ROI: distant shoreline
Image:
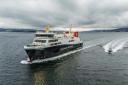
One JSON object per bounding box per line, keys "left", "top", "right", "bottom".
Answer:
{"left": 0, "top": 28, "right": 128, "bottom": 32}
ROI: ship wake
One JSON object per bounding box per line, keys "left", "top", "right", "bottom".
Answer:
{"left": 103, "top": 38, "right": 128, "bottom": 53}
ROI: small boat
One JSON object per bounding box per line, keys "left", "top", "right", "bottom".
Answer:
{"left": 108, "top": 48, "right": 112, "bottom": 54}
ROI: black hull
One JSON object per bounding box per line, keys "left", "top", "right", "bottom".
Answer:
{"left": 25, "top": 43, "right": 83, "bottom": 62}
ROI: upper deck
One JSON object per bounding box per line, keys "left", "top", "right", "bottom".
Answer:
{"left": 24, "top": 26, "right": 82, "bottom": 49}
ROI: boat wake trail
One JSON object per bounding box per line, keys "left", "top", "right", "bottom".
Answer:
{"left": 103, "top": 38, "right": 128, "bottom": 53}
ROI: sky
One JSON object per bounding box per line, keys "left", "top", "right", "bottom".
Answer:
{"left": 0, "top": 0, "right": 128, "bottom": 30}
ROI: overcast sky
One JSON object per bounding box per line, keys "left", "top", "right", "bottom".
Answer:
{"left": 0, "top": 0, "right": 128, "bottom": 29}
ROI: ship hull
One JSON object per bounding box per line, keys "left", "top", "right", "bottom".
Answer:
{"left": 25, "top": 43, "right": 83, "bottom": 62}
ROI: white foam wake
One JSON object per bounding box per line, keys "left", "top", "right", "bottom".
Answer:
{"left": 103, "top": 38, "right": 128, "bottom": 53}
{"left": 20, "top": 60, "right": 31, "bottom": 64}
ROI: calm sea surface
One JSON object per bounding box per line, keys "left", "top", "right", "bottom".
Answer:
{"left": 0, "top": 32, "right": 128, "bottom": 85}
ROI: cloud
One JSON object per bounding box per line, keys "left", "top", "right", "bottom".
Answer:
{"left": 0, "top": 0, "right": 128, "bottom": 29}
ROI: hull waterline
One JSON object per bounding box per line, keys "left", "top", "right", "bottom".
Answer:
{"left": 25, "top": 43, "right": 83, "bottom": 62}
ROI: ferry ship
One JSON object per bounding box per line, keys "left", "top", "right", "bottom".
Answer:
{"left": 24, "top": 27, "right": 83, "bottom": 63}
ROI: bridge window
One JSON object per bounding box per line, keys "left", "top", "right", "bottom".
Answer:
{"left": 35, "top": 40, "right": 46, "bottom": 43}
{"left": 36, "top": 34, "right": 54, "bottom": 37}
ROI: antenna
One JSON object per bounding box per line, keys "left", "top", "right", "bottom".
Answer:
{"left": 69, "top": 24, "right": 72, "bottom": 37}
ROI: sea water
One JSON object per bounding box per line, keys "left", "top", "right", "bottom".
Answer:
{"left": 0, "top": 32, "right": 128, "bottom": 85}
